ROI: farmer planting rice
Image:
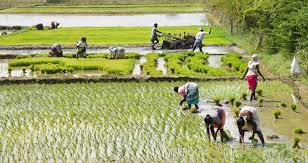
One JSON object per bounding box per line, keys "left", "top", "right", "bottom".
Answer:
{"left": 49, "top": 43, "right": 63, "bottom": 57}
{"left": 151, "top": 23, "right": 163, "bottom": 50}
{"left": 242, "top": 54, "right": 265, "bottom": 101}
{"left": 237, "top": 106, "right": 265, "bottom": 146}
{"left": 174, "top": 82, "right": 199, "bottom": 110}
{"left": 204, "top": 107, "right": 226, "bottom": 142}
{"left": 192, "top": 27, "right": 212, "bottom": 53}
{"left": 76, "top": 37, "right": 88, "bottom": 59}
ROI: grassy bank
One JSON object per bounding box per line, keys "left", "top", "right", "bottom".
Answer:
{"left": 0, "top": 81, "right": 307, "bottom": 161}
{"left": 0, "top": 26, "right": 231, "bottom": 46}
{"left": 0, "top": 4, "right": 204, "bottom": 14}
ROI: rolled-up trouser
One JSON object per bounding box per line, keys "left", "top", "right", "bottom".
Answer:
{"left": 186, "top": 82, "right": 199, "bottom": 105}
{"left": 193, "top": 39, "right": 202, "bottom": 49}
{"left": 151, "top": 36, "right": 159, "bottom": 45}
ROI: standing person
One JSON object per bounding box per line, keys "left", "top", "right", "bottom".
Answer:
{"left": 49, "top": 43, "right": 63, "bottom": 57}
{"left": 173, "top": 82, "right": 199, "bottom": 110}
{"left": 204, "top": 107, "right": 226, "bottom": 142}
{"left": 192, "top": 27, "right": 212, "bottom": 53}
{"left": 76, "top": 37, "right": 88, "bottom": 59}
{"left": 242, "top": 54, "right": 265, "bottom": 101}
{"left": 237, "top": 106, "right": 265, "bottom": 146}
{"left": 151, "top": 23, "right": 163, "bottom": 50}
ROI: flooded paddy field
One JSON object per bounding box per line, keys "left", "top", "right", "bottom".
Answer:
{"left": 0, "top": 81, "right": 306, "bottom": 161}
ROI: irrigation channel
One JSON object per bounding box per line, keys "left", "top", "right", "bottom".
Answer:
{"left": 0, "top": 13, "right": 207, "bottom": 27}
{"left": 0, "top": 46, "right": 229, "bottom": 77}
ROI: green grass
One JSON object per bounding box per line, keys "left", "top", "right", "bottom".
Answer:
{"left": 0, "top": 4, "right": 204, "bottom": 14}
{"left": 0, "top": 26, "right": 231, "bottom": 46}
{"left": 0, "top": 81, "right": 307, "bottom": 161}
{"left": 9, "top": 57, "right": 135, "bottom": 75}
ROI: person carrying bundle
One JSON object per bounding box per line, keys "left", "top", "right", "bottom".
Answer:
{"left": 192, "top": 27, "right": 212, "bottom": 53}
{"left": 49, "top": 43, "right": 63, "bottom": 57}
{"left": 173, "top": 82, "right": 199, "bottom": 110}
{"left": 237, "top": 106, "right": 265, "bottom": 146}
{"left": 204, "top": 107, "right": 226, "bottom": 142}
{"left": 76, "top": 37, "right": 88, "bottom": 59}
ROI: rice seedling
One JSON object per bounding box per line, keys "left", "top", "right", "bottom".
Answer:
{"left": 190, "top": 108, "right": 198, "bottom": 113}
{"left": 256, "top": 89, "right": 263, "bottom": 96}
{"left": 228, "top": 96, "right": 235, "bottom": 105}
{"left": 293, "top": 138, "right": 300, "bottom": 149}
{"left": 294, "top": 128, "right": 304, "bottom": 134}
{"left": 8, "top": 67, "right": 12, "bottom": 74}
{"left": 273, "top": 110, "right": 281, "bottom": 119}
{"left": 258, "top": 98, "right": 264, "bottom": 107}
{"left": 22, "top": 67, "right": 26, "bottom": 73}
{"left": 235, "top": 100, "right": 242, "bottom": 107}
{"left": 213, "top": 97, "right": 221, "bottom": 106}
{"left": 291, "top": 104, "right": 297, "bottom": 112}
{"left": 242, "top": 93, "right": 247, "bottom": 100}
{"left": 280, "top": 102, "right": 287, "bottom": 107}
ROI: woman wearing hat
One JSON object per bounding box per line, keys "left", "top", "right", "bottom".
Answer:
{"left": 242, "top": 54, "right": 265, "bottom": 101}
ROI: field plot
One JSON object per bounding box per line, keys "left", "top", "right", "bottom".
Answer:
{"left": 0, "top": 26, "right": 231, "bottom": 46}
{"left": 0, "top": 4, "right": 204, "bottom": 14}
{"left": 0, "top": 81, "right": 307, "bottom": 161}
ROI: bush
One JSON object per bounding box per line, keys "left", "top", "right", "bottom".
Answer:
{"left": 235, "top": 100, "right": 242, "bottom": 107}
{"left": 256, "top": 89, "right": 263, "bottom": 96}
{"left": 294, "top": 128, "right": 304, "bottom": 134}
{"left": 280, "top": 102, "right": 287, "bottom": 107}
{"left": 242, "top": 93, "right": 247, "bottom": 100}
{"left": 291, "top": 104, "right": 297, "bottom": 112}
{"left": 272, "top": 110, "right": 281, "bottom": 119}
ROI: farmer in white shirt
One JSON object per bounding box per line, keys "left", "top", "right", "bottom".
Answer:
{"left": 76, "top": 37, "right": 88, "bottom": 59}
{"left": 192, "top": 27, "right": 212, "bottom": 53}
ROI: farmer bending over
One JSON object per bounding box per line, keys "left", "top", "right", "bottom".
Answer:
{"left": 237, "top": 106, "right": 265, "bottom": 146}
{"left": 192, "top": 27, "right": 212, "bottom": 53}
{"left": 76, "top": 37, "right": 88, "bottom": 59}
{"left": 151, "top": 23, "right": 163, "bottom": 50}
{"left": 204, "top": 107, "right": 226, "bottom": 142}
{"left": 174, "top": 82, "right": 199, "bottom": 110}
{"left": 49, "top": 44, "right": 63, "bottom": 57}
{"left": 242, "top": 54, "right": 265, "bottom": 101}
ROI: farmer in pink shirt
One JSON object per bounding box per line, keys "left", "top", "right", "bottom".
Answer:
{"left": 173, "top": 82, "right": 199, "bottom": 110}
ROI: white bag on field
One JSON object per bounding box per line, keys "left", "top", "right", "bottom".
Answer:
{"left": 291, "top": 56, "right": 301, "bottom": 76}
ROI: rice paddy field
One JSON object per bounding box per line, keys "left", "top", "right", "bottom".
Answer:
{"left": 0, "top": 4, "right": 204, "bottom": 14}
{"left": 0, "top": 81, "right": 307, "bottom": 161}
{"left": 0, "top": 26, "right": 231, "bottom": 46}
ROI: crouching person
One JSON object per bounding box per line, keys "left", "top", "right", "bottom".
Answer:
{"left": 49, "top": 44, "right": 63, "bottom": 57}
{"left": 76, "top": 37, "right": 88, "bottom": 59}
{"left": 174, "top": 82, "right": 199, "bottom": 110}
{"left": 204, "top": 107, "right": 226, "bottom": 142}
{"left": 237, "top": 106, "right": 265, "bottom": 146}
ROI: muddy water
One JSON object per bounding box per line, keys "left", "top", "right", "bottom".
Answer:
{"left": 0, "top": 46, "right": 230, "bottom": 55}
{"left": 0, "top": 59, "right": 32, "bottom": 77}
{"left": 208, "top": 55, "right": 222, "bottom": 68}
{"left": 132, "top": 56, "right": 147, "bottom": 76}
{"left": 0, "top": 13, "right": 207, "bottom": 27}
{"left": 157, "top": 57, "right": 167, "bottom": 76}
{"left": 197, "top": 99, "right": 289, "bottom": 146}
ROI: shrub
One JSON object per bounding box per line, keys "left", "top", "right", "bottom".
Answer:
{"left": 272, "top": 110, "right": 281, "bottom": 119}
{"left": 293, "top": 137, "right": 300, "bottom": 149}
{"left": 228, "top": 96, "right": 235, "bottom": 105}
{"left": 256, "top": 89, "right": 263, "bottom": 96}
{"left": 291, "top": 104, "right": 297, "bottom": 112}
{"left": 242, "top": 93, "right": 247, "bottom": 100}
{"left": 235, "top": 100, "right": 242, "bottom": 107}
{"left": 294, "top": 128, "right": 304, "bottom": 134}
{"left": 280, "top": 102, "right": 287, "bottom": 107}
